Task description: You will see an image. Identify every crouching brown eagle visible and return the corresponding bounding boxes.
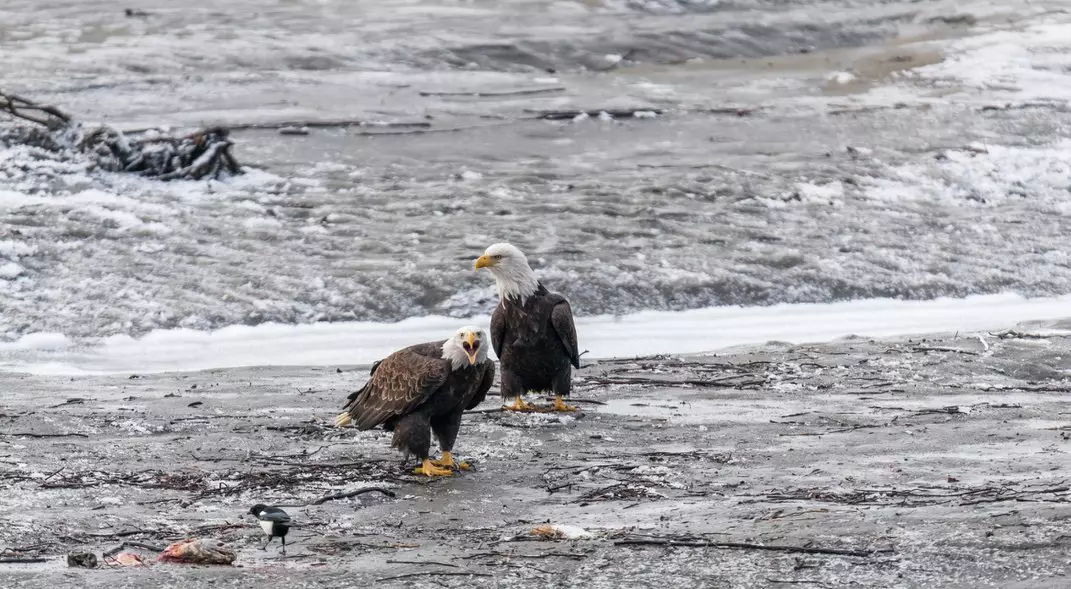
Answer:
[474,242,580,413]
[334,326,495,477]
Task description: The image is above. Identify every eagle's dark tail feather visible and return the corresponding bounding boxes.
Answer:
[334,359,384,427]
[334,383,370,428]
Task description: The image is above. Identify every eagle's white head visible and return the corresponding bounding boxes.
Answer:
[441,325,489,370]
[473,242,538,302]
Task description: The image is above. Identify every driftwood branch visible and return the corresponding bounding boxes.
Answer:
[0,557,49,564]
[376,571,492,582]
[0,432,88,438]
[420,87,564,98]
[614,536,889,557]
[283,486,396,507]
[0,90,71,130]
[464,551,588,560]
[386,559,459,568]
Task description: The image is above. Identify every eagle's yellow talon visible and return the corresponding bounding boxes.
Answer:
[334,412,352,427]
[414,458,453,477]
[504,398,534,412]
[430,451,471,471]
[552,396,577,412]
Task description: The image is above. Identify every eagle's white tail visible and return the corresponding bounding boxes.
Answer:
[334,412,352,427]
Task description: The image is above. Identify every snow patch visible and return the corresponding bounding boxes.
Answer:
[2,292,1069,375]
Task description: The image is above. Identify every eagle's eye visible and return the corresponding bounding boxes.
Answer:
[493,254,503,260]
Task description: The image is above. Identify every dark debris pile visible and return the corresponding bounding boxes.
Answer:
[78,126,241,180]
[1,89,243,181]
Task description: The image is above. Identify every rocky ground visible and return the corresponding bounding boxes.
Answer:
[1,322,1070,588]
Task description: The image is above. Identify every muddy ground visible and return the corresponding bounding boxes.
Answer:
[2,323,1070,588]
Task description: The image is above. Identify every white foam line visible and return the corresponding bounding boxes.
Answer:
[1,292,1069,375]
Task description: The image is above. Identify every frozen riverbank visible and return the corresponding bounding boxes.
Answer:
[1,292,1070,375]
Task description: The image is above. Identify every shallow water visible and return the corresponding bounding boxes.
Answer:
[2,0,1071,344]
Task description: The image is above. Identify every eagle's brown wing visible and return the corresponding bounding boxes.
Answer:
[490,302,506,360]
[466,360,496,410]
[340,349,450,430]
[549,299,580,368]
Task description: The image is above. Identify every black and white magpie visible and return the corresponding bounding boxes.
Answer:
[248,504,291,553]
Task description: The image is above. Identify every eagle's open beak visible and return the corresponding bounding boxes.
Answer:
[474,255,493,270]
[462,332,479,365]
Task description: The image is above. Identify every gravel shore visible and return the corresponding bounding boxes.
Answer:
[2,321,1070,588]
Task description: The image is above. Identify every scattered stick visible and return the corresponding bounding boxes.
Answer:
[614,536,888,557]
[584,375,765,388]
[419,87,565,97]
[0,90,70,129]
[249,444,338,461]
[303,487,397,506]
[464,551,588,560]
[0,432,88,438]
[542,397,605,405]
[71,529,164,539]
[386,559,460,568]
[376,571,493,582]
[103,541,166,557]
[0,557,48,564]
[39,466,65,484]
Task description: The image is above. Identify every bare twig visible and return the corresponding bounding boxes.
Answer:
[68,529,165,540]
[103,541,166,557]
[0,557,48,564]
[614,536,888,557]
[39,466,65,484]
[583,374,764,388]
[0,432,88,438]
[376,571,493,582]
[279,487,396,507]
[542,397,606,406]
[419,87,565,97]
[464,551,588,560]
[386,559,459,568]
[0,90,71,129]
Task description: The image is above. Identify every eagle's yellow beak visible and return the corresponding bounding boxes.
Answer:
[474,255,494,270]
[462,332,479,365]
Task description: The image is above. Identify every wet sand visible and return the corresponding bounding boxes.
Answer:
[2,321,1070,587]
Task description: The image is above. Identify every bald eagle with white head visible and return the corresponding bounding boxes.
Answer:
[334,326,495,477]
[474,243,580,412]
